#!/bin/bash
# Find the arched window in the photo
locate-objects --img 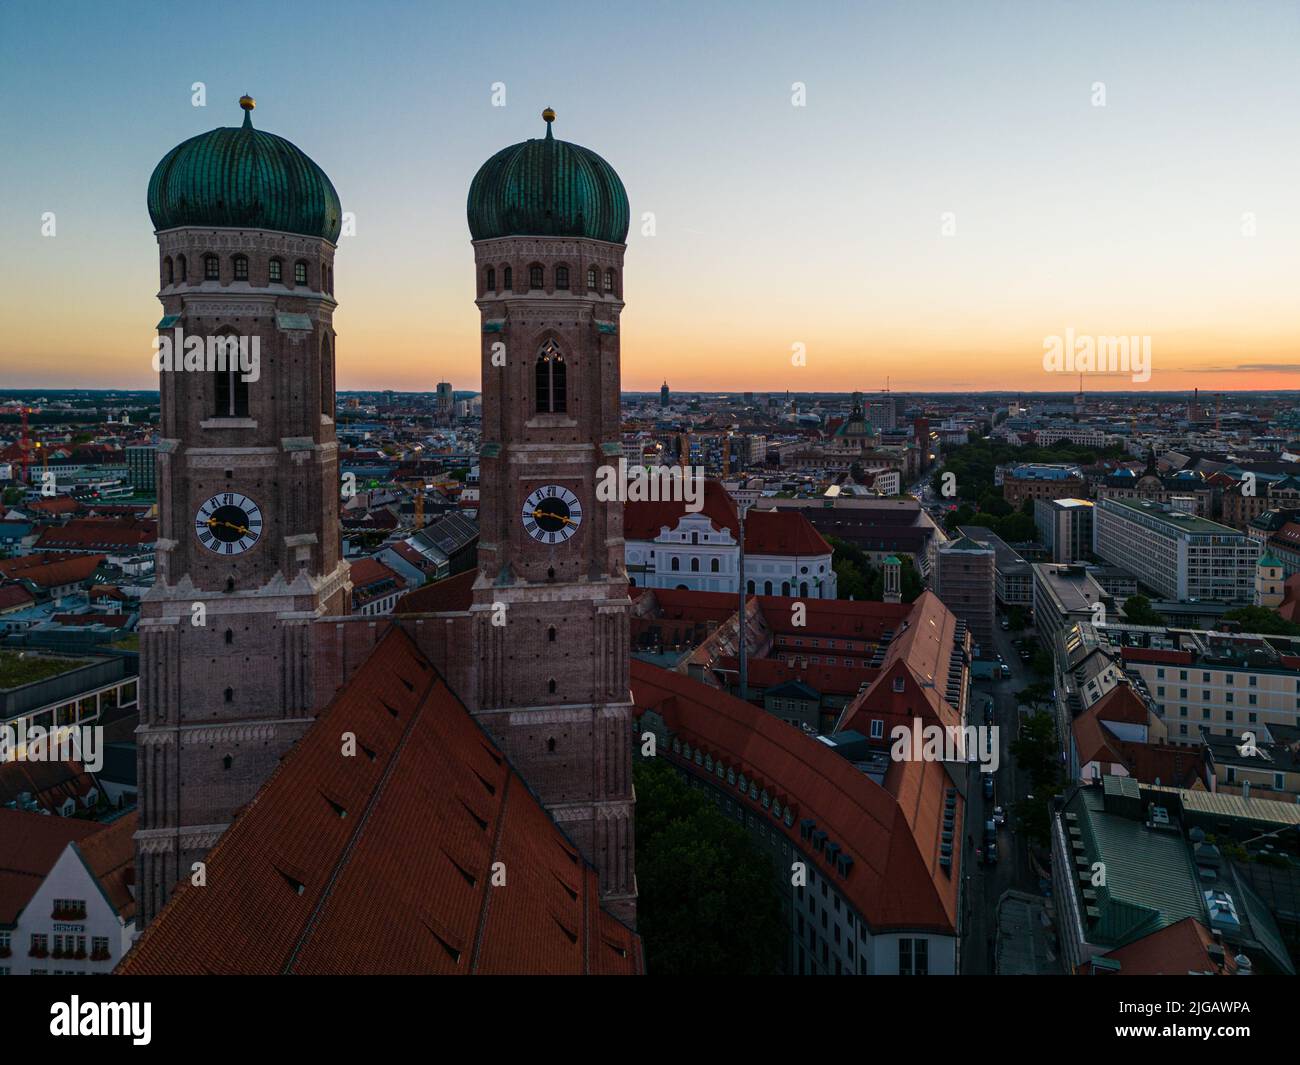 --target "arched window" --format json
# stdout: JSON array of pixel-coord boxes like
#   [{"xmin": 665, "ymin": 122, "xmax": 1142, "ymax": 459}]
[
  {"xmin": 503, "ymin": 265, "xmax": 512, "ymax": 289},
  {"xmin": 204, "ymin": 254, "xmax": 219, "ymax": 281},
  {"xmin": 534, "ymin": 339, "xmax": 566, "ymax": 413},
  {"xmin": 321, "ymin": 334, "xmax": 333, "ymax": 416},
  {"xmin": 164, "ymin": 257, "xmax": 173, "ymax": 285},
  {"xmin": 555, "ymin": 265, "xmax": 570, "ymax": 290},
  {"xmin": 529, "ymin": 264, "xmax": 544, "ymax": 290},
  {"xmin": 587, "ymin": 266, "xmax": 598, "ymax": 289},
  {"xmin": 690, "ymin": 558, "xmax": 700, "ymax": 572},
  {"xmin": 547, "ymin": 737, "xmax": 556, "ymax": 752},
  {"xmin": 224, "ymin": 629, "xmax": 233, "ymax": 645},
  {"xmin": 222, "ymin": 755, "xmax": 233, "ymax": 770},
  {"xmin": 711, "ymin": 558, "xmax": 720, "ymax": 572},
  {"xmin": 269, "ymin": 258, "xmax": 282, "ymax": 283},
  {"xmin": 764, "ymin": 581, "xmax": 773, "ymax": 595},
  {"xmin": 294, "ymin": 260, "xmax": 308, "ymax": 285},
  {"xmin": 747, "ymin": 580, "xmax": 755, "ymax": 594},
  {"xmin": 224, "ymin": 687, "xmax": 234, "ymax": 703},
  {"xmin": 781, "ymin": 581, "xmax": 790, "ymax": 596},
  {"xmin": 212, "ymin": 331, "xmax": 250, "ymax": 418},
  {"xmin": 800, "ymin": 582, "xmax": 809, "ymax": 597},
  {"xmin": 548, "ymin": 626, "xmax": 557, "ymax": 642},
  {"xmin": 232, "ymin": 254, "xmax": 248, "ymax": 281},
  {"xmin": 604, "ymin": 268, "xmax": 616, "ymax": 293},
  {"xmin": 671, "ymin": 557, "xmax": 680, "ymax": 571},
  {"xmin": 225, "ymin": 577, "xmax": 235, "ymax": 593},
  {"xmin": 486, "ymin": 267, "xmax": 496, "ymax": 291},
  {"xmin": 176, "ymin": 254, "xmax": 187, "ymax": 282},
  {"xmin": 548, "ymin": 679, "xmax": 557, "ymax": 694},
  {"xmin": 325, "ymin": 266, "xmax": 333, "ymax": 294}
]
